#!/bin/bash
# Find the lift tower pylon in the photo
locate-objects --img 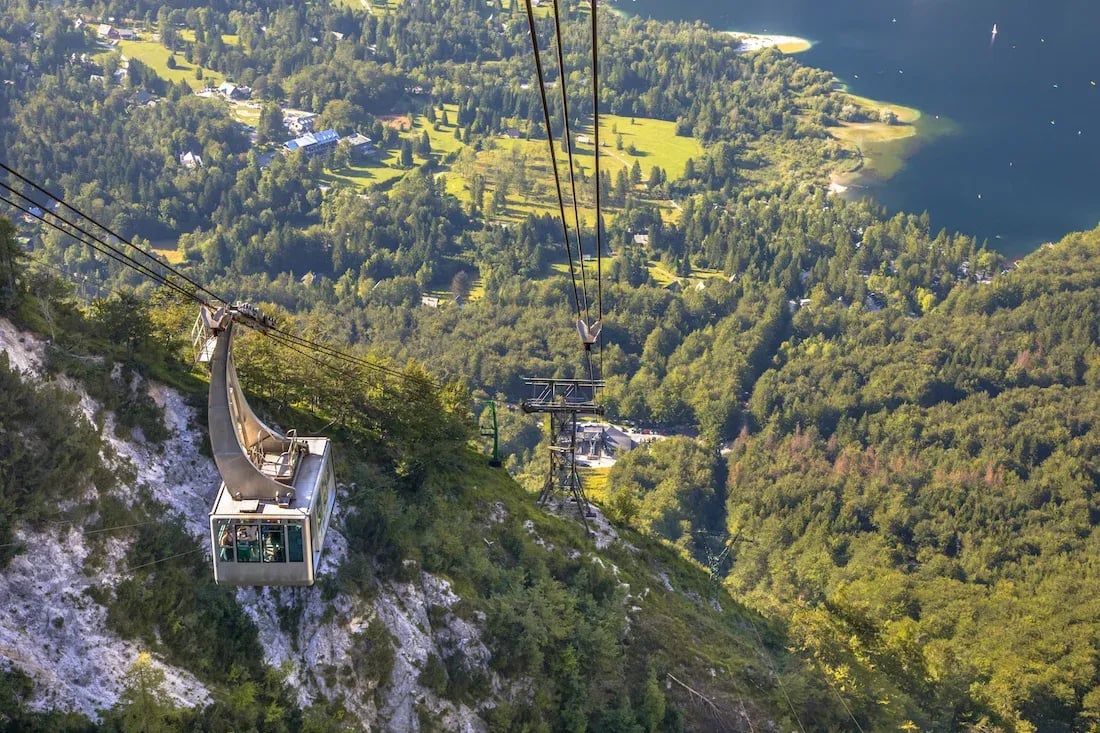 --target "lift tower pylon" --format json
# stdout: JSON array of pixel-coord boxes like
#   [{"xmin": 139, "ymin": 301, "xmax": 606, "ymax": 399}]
[{"xmin": 522, "ymin": 377, "xmax": 604, "ymax": 533}]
